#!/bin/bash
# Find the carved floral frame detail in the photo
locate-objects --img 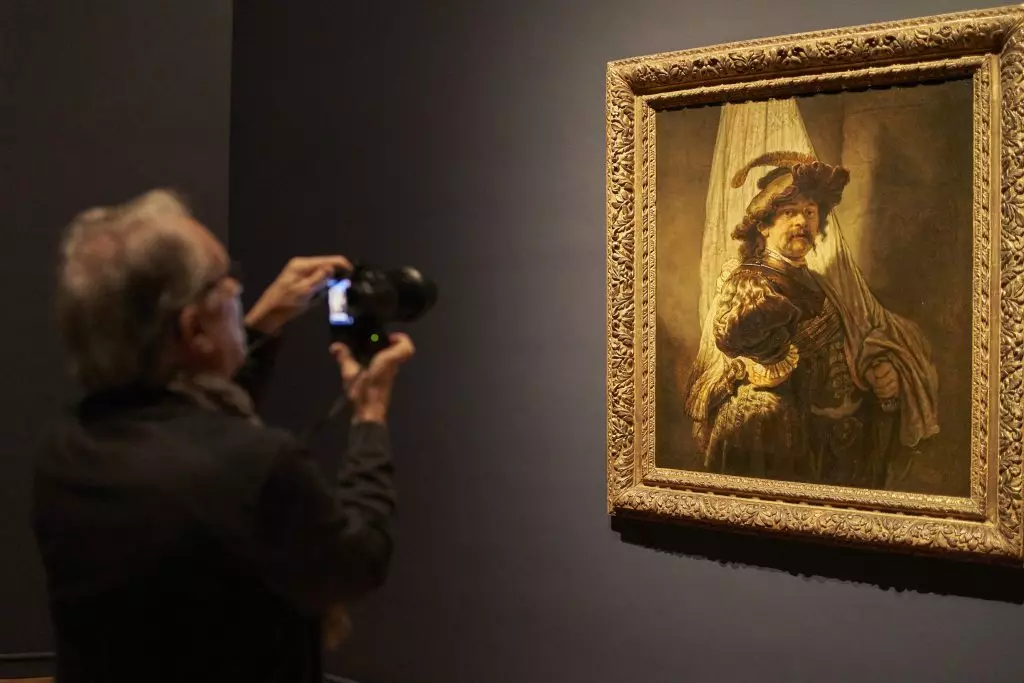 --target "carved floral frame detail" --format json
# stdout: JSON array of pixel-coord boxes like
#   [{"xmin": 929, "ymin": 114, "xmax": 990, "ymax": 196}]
[{"xmin": 605, "ymin": 5, "xmax": 1024, "ymax": 563}]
